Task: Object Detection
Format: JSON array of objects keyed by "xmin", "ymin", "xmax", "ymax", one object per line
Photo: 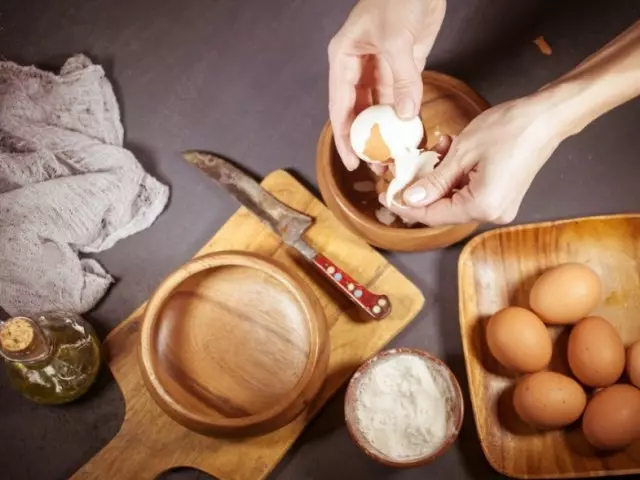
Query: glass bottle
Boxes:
[{"xmin": 0, "ymin": 311, "xmax": 102, "ymax": 404}]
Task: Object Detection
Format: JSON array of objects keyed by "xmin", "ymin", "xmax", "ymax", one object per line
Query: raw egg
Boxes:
[
  {"xmin": 513, "ymin": 371, "xmax": 587, "ymax": 429},
  {"xmin": 486, "ymin": 307, "xmax": 552, "ymax": 373},
  {"xmin": 567, "ymin": 316, "xmax": 625, "ymax": 387},
  {"xmin": 582, "ymin": 384, "xmax": 640, "ymax": 450},
  {"xmin": 529, "ymin": 263, "xmax": 602, "ymax": 325},
  {"xmin": 627, "ymin": 341, "xmax": 640, "ymax": 389}
]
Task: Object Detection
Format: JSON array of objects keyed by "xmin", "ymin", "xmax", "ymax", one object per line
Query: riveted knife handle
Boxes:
[{"xmin": 313, "ymin": 254, "xmax": 391, "ymax": 320}]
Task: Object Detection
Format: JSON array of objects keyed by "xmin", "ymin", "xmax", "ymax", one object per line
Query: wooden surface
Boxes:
[
  {"xmin": 72, "ymin": 170, "xmax": 425, "ymax": 480},
  {"xmin": 458, "ymin": 214, "xmax": 640, "ymax": 479},
  {"xmin": 138, "ymin": 251, "xmax": 329, "ymax": 437},
  {"xmin": 316, "ymin": 71, "xmax": 485, "ymax": 252}
]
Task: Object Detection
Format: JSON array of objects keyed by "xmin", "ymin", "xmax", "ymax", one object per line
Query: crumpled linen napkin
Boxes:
[{"xmin": 0, "ymin": 54, "xmax": 169, "ymax": 316}]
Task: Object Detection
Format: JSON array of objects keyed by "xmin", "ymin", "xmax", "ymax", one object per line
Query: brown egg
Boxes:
[
  {"xmin": 529, "ymin": 263, "xmax": 602, "ymax": 324},
  {"xmin": 628, "ymin": 341, "xmax": 640, "ymax": 389},
  {"xmin": 486, "ymin": 307, "xmax": 552, "ymax": 373},
  {"xmin": 363, "ymin": 123, "xmax": 392, "ymax": 163},
  {"xmin": 582, "ymin": 384, "xmax": 640, "ymax": 450},
  {"xmin": 568, "ymin": 316, "xmax": 625, "ymax": 387},
  {"xmin": 513, "ymin": 371, "xmax": 587, "ymax": 429}
]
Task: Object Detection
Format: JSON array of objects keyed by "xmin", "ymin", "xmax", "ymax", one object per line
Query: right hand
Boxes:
[
  {"xmin": 385, "ymin": 95, "xmax": 564, "ymax": 226},
  {"xmin": 328, "ymin": 0, "xmax": 447, "ymax": 170}
]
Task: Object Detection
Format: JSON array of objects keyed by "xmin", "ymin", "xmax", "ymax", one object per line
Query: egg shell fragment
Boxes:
[
  {"xmin": 582, "ymin": 384, "xmax": 640, "ymax": 451},
  {"xmin": 486, "ymin": 307, "xmax": 552, "ymax": 373},
  {"xmin": 529, "ymin": 263, "xmax": 602, "ymax": 325},
  {"xmin": 567, "ymin": 316, "xmax": 625, "ymax": 388},
  {"xmin": 513, "ymin": 371, "xmax": 587, "ymax": 429}
]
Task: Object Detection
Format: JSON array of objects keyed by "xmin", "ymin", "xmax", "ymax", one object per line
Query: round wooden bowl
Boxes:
[
  {"xmin": 316, "ymin": 71, "xmax": 489, "ymax": 251},
  {"xmin": 344, "ymin": 348, "xmax": 464, "ymax": 468},
  {"xmin": 139, "ymin": 251, "xmax": 330, "ymax": 437}
]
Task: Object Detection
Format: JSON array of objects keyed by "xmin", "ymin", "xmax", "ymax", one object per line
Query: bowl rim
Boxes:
[
  {"xmin": 316, "ymin": 70, "xmax": 487, "ymax": 238},
  {"xmin": 344, "ymin": 347, "xmax": 465, "ymax": 468},
  {"xmin": 139, "ymin": 250, "xmax": 327, "ymax": 433}
]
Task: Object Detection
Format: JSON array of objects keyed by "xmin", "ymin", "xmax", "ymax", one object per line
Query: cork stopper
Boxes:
[{"xmin": 0, "ymin": 317, "xmax": 35, "ymax": 353}]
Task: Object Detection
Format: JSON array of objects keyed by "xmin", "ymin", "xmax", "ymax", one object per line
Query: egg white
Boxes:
[
  {"xmin": 349, "ymin": 104, "xmax": 442, "ymax": 222},
  {"xmin": 349, "ymin": 104, "xmax": 423, "ymax": 163}
]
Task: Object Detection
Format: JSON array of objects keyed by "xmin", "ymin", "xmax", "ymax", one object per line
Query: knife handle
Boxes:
[{"xmin": 313, "ymin": 254, "xmax": 391, "ymax": 320}]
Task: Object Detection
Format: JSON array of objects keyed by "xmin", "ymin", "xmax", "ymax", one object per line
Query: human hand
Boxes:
[
  {"xmin": 385, "ymin": 96, "xmax": 564, "ymax": 226},
  {"xmin": 328, "ymin": 0, "xmax": 446, "ymax": 171}
]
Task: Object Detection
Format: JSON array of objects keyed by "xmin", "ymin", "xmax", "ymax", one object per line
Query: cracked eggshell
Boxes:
[
  {"xmin": 383, "ymin": 150, "xmax": 440, "ymax": 208},
  {"xmin": 349, "ymin": 105, "xmax": 424, "ymax": 163}
]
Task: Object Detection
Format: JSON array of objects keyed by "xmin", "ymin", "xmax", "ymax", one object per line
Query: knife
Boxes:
[{"xmin": 183, "ymin": 151, "xmax": 391, "ymax": 320}]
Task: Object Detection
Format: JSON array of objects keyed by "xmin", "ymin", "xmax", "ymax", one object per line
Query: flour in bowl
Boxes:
[{"xmin": 353, "ymin": 353, "xmax": 451, "ymax": 461}]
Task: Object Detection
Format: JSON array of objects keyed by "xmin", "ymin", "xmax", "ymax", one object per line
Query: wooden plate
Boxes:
[
  {"xmin": 458, "ymin": 214, "xmax": 640, "ymax": 478},
  {"xmin": 139, "ymin": 251, "xmax": 330, "ymax": 437},
  {"xmin": 316, "ymin": 71, "xmax": 487, "ymax": 251}
]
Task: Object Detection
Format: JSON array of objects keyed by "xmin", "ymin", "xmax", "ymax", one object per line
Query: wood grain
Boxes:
[
  {"xmin": 316, "ymin": 71, "xmax": 486, "ymax": 251},
  {"xmin": 458, "ymin": 214, "xmax": 640, "ymax": 479},
  {"xmin": 72, "ymin": 170, "xmax": 425, "ymax": 480},
  {"xmin": 139, "ymin": 251, "xmax": 329, "ymax": 437}
]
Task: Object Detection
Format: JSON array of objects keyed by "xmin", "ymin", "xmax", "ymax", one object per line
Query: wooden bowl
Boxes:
[
  {"xmin": 344, "ymin": 348, "xmax": 464, "ymax": 467},
  {"xmin": 316, "ymin": 71, "xmax": 489, "ymax": 252},
  {"xmin": 458, "ymin": 214, "xmax": 640, "ymax": 478},
  {"xmin": 139, "ymin": 251, "xmax": 330, "ymax": 437}
]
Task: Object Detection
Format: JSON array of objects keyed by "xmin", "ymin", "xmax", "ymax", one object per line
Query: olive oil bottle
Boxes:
[{"xmin": 0, "ymin": 312, "xmax": 102, "ymax": 404}]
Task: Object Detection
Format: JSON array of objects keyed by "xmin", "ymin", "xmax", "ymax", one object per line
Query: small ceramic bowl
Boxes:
[
  {"xmin": 344, "ymin": 347, "xmax": 464, "ymax": 467},
  {"xmin": 316, "ymin": 71, "xmax": 489, "ymax": 251},
  {"xmin": 139, "ymin": 251, "xmax": 330, "ymax": 437}
]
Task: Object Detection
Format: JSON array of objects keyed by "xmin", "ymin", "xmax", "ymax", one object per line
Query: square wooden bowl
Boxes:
[{"xmin": 458, "ymin": 214, "xmax": 640, "ymax": 479}]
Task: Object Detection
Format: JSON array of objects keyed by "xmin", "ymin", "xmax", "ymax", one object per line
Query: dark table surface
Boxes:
[{"xmin": 1, "ymin": 1, "xmax": 639, "ymax": 479}]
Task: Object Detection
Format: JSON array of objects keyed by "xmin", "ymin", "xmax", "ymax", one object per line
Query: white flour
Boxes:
[{"xmin": 353, "ymin": 353, "xmax": 450, "ymax": 461}]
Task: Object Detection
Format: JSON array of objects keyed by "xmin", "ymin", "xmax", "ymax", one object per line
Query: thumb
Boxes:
[
  {"xmin": 383, "ymin": 42, "xmax": 422, "ymax": 119},
  {"xmin": 403, "ymin": 156, "xmax": 461, "ymax": 207}
]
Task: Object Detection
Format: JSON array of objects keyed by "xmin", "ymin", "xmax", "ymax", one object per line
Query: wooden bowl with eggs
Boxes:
[
  {"xmin": 458, "ymin": 214, "xmax": 640, "ymax": 479},
  {"xmin": 316, "ymin": 71, "xmax": 489, "ymax": 252}
]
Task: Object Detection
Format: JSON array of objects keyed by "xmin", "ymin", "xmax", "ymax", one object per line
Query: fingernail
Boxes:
[
  {"xmin": 396, "ymin": 97, "xmax": 415, "ymax": 119},
  {"xmin": 404, "ymin": 186, "xmax": 427, "ymax": 205}
]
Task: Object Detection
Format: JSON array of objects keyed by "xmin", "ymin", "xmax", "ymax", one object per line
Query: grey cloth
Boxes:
[{"xmin": 0, "ymin": 54, "xmax": 169, "ymax": 317}]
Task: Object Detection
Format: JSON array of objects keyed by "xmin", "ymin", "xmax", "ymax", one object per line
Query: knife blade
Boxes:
[{"xmin": 183, "ymin": 151, "xmax": 391, "ymax": 320}]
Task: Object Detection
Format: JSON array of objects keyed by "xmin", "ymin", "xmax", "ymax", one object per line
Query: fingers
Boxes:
[
  {"xmin": 382, "ymin": 35, "xmax": 423, "ymax": 119},
  {"xmin": 385, "ymin": 189, "xmax": 475, "ymax": 227},
  {"xmin": 373, "ymin": 57, "xmax": 395, "ymax": 105},
  {"xmin": 419, "ymin": 192, "xmax": 476, "ymax": 226},
  {"xmin": 431, "ymin": 134, "xmax": 453, "ymax": 156},
  {"xmin": 402, "ymin": 154, "xmax": 462, "ymax": 206},
  {"xmin": 328, "ymin": 45, "xmax": 364, "ymax": 171}
]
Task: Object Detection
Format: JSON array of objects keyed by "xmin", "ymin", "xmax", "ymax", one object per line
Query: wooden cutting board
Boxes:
[{"xmin": 72, "ymin": 170, "xmax": 425, "ymax": 480}]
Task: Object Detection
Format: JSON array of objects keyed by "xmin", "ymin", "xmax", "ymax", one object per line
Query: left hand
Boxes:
[{"xmin": 328, "ymin": 0, "xmax": 447, "ymax": 171}]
